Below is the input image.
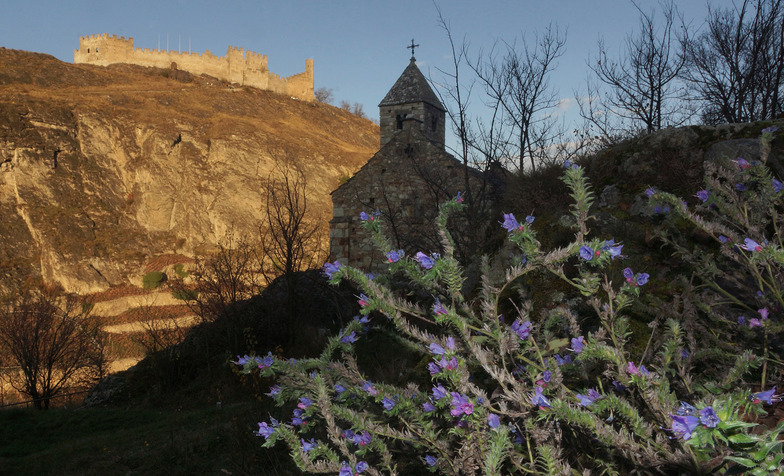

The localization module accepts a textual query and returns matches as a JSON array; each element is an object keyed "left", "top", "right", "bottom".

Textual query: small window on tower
[
  {"left": 431, "top": 116, "right": 437, "bottom": 132},
  {"left": 396, "top": 114, "right": 404, "bottom": 130}
]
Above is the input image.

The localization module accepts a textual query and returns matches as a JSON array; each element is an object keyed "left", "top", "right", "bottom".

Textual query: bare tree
[
  {"left": 351, "top": 102, "right": 366, "bottom": 118},
  {"left": 260, "top": 161, "right": 325, "bottom": 282},
  {"left": 0, "top": 287, "right": 105, "bottom": 409},
  {"left": 469, "top": 24, "right": 567, "bottom": 171},
  {"left": 178, "top": 232, "right": 260, "bottom": 324},
  {"left": 314, "top": 87, "right": 334, "bottom": 104},
  {"left": 682, "top": 0, "right": 784, "bottom": 124},
  {"left": 581, "top": 1, "right": 687, "bottom": 141}
]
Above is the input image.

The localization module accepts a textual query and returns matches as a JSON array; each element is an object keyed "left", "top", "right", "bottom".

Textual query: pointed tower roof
[{"left": 378, "top": 58, "right": 445, "bottom": 111}]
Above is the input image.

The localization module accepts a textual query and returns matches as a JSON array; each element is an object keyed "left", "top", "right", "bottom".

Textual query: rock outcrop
[{"left": 0, "top": 48, "right": 378, "bottom": 294}]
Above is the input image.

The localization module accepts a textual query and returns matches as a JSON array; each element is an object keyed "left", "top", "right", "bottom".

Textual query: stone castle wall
[{"left": 74, "top": 34, "right": 314, "bottom": 101}]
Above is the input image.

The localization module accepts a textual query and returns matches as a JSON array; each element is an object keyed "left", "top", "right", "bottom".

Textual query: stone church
[{"left": 329, "top": 53, "right": 488, "bottom": 271}]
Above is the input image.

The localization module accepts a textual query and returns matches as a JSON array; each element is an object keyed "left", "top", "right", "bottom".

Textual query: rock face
[{"left": 0, "top": 48, "right": 378, "bottom": 294}]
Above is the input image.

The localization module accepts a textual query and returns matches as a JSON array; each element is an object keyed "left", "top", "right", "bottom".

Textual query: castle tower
[{"left": 378, "top": 54, "right": 445, "bottom": 149}]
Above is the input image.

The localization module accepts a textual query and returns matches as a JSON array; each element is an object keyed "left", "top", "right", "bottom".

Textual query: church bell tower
[{"left": 378, "top": 40, "right": 446, "bottom": 149}]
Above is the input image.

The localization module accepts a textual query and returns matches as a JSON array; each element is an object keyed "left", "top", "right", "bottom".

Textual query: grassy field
[{"left": 0, "top": 401, "right": 298, "bottom": 476}]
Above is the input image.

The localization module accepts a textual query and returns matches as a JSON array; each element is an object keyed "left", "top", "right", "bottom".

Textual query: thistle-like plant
[
  {"left": 236, "top": 162, "right": 782, "bottom": 475},
  {"left": 646, "top": 126, "right": 784, "bottom": 392}
]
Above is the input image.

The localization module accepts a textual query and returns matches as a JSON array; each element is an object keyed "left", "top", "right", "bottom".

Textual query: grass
[{"left": 0, "top": 401, "right": 298, "bottom": 476}]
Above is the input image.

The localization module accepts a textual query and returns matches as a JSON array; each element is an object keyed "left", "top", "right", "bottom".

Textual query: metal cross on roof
[{"left": 407, "top": 38, "right": 419, "bottom": 59}]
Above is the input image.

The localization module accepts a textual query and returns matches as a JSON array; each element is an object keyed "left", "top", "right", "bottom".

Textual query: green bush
[
  {"left": 174, "top": 263, "right": 189, "bottom": 278},
  {"left": 142, "top": 271, "right": 167, "bottom": 290},
  {"left": 236, "top": 143, "right": 783, "bottom": 474},
  {"left": 172, "top": 289, "right": 198, "bottom": 301}
]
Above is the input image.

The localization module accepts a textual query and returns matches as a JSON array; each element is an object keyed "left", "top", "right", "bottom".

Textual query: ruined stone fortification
[{"left": 74, "top": 33, "right": 314, "bottom": 101}]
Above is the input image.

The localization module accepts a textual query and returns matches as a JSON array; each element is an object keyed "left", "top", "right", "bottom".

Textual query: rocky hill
[{"left": 0, "top": 47, "right": 379, "bottom": 295}]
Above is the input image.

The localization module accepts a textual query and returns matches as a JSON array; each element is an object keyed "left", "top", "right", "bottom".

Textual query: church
[{"left": 329, "top": 48, "right": 488, "bottom": 271}]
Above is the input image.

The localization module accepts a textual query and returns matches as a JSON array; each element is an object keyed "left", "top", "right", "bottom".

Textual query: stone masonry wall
[
  {"left": 74, "top": 34, "right": 314, "bottom": 101},
  {"left": 330, "top": 127, "right": 483, "bottom": 272}
]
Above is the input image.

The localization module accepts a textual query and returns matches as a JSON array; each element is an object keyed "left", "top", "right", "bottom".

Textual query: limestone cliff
[{"left": 0, "top": 48, "right": 378, "bottom": 294}]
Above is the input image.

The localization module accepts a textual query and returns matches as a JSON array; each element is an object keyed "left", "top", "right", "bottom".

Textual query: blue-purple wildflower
[
  {"left": 450, "top": 392, "right": 474, "bottom": 416},
  {"left": 511, "top": 319, "right": 531, "bottom": 340},
  {"left": 571, "top": 336, "right": 585, "bottom": 353},
  {"left": 488, "top": 413, "right": 500, "bottom": 428},
  {"left": 696, "top": 189, "right": 710, "bottom": 203},
  {"left": 256, "top": 421, "right": 275, "bottom": 439},
  {"left": 699, "top": 407, "right": 720, "bottom": 428},
  {"left": 386, "top": 249, "right": 404, "bottom": 263},
  {"left": 531, "top": 386, "right": 551, "bottom": 409},
  {"left": 322, "top": 261, "right": 342, "bottom": 279},
  {"left": 668, "top": 414, "right": 699, "bottom": 440},
  {"left": 415, "top": 252, "right": 435, "bottom": 269},
  {"left": 576, "top": 388, "right": 603, "bottom": 406}
]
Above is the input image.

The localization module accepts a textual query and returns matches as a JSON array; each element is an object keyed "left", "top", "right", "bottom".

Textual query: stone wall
[
  {"left": 74, "top": 34, "right": 314, "bottom": 101},
  {"left": 330, "top": 126, "right": 485, "bottom": 271}
]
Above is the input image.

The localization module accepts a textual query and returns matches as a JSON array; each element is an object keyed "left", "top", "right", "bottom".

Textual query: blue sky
[{"left": 1, "top": 1, "right": 733, "bottom": 131}]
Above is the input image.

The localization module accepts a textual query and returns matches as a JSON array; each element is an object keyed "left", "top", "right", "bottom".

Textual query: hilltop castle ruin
[{"left": 74, "top": 33, "right": 314, "bottom": 101}]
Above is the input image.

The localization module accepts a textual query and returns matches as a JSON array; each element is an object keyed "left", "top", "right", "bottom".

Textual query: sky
[{"left": 0, "top": 0, "right": 736, "bottom": 141}]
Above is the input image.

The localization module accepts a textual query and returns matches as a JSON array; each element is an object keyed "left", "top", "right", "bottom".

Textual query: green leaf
[
  {"left": 545, "top": 338, "right": 569, "bottom": 352},
  {"left": 728, "top": 433, "right": 758, "bottom": 445},
  {"left": 719, "top": 420, "right": 758, "bottom": 432},
  {"left": 723, "top": 455, "right": 756, "bottom": 468},
  {"left": 751, "top": 441, "right": 782, "bottom": 462}
]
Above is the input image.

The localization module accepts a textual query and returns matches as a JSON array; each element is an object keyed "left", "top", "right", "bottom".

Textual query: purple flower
[
  {"left": 428, "top": 362, "right": 442, "bottom": 375},
  {"left": 576, "top": 388, "right": 603, "bottom": 406},
  {"left": 511, "top": 319, "right": 531, "bottom": 340},
  {"left": 645, "top": 187, "right": 657, "bottom": 197},
  {"left": 362, "top": 380, "right": 378, "bottom": 396},
  {"left": 749, "top": 318, "right": 763, "bottom": 328},
  {"left": 432, "top": 384, "right": 448, "bottom": 400},
  {"left": 736, "top": 157, "right": 751, "bottom": 170},
  {"left": 386, "top": 249, "right": 404, "bottom": 263},
  {"left": 668, "top": 414, "right": 700, "bottom": 440},
  {"left": 433, "top": 299, "right": 448, "bottom": 316},
  {"left": 743, "top": 238, "right": 762, "bottom": 252},
  {"left": 259, "top": 352, "right": 274, "bottom": 369},
  {"left": 415, "top": 252, "right": 435, "bottom": 269},
  {"left": 736, "top": 183, "right": 747, "bottom": 191},
  {"left": 234, "top": 354, "right": 251, "bottom": 366},
  {"left": 382, "top": 396, "right": 396, "bottom": 411},
  {"left": 627, "top": 361, "right": 640, "bottom": 375},
  {"left": 301, "top": 438, "right": 317, "bottom": 452},
  {"left": 488, "top": 413, "right": 500, "bottom": 428},
  {"left": 256, "top": 421, "right": 275, "bottom": 439},
  {"left": 773, "top": 178, "right": 783, "bottom": 193},
  {"left": 450, "top": 392, "right": 474, "bottom": 416},
  {"left": 531, "top": 386, "right": 551, "bottom": 409},
  {"left": 359, "top": 211, "right": 371, "bottom": 221},
  {"left": 340, "top": 331, "right": 357, "bottom": 344},
  {"left": 759, "top": 308, "right": 770, "bottom": 320},
  {"left": 323, "top": 261, "right": 342, "bottom": 279},
  {"left": 297, "top": 397, "right": 312, "bottom": 409},
  {"left": 338, "top": 462, "right": 352, "bottom": 476},
  {"left": 358, "top": 293, "right": 370, "bottom": 307},
  {"left": 762, "top": 125, "right": 779, "bottom": 134},
  {"left": 265, "top": 385, "right": 281, "bottom": 397},
  {"left": 579, "top": 245, "right": 594, "bottom": 261},
  {"left": 350, "top": 430, "right": 372, "bottom": 446},
  {"left": 640, "top": 364, "right": 650, "bottom": 376},
  {"left": 455, "top": 191, "right": 464, "bottom": 203},
  {"left": 623, "top": 268, "right": 648, "bottom": 286},
  {"left": 612, "top": 380, "right": 626, "bottom": 392},
  {"left": 571, "top": 336, "right": 585, "bottom": 353},
  {"left": 425, "top": 455, "right": 438, "bottom": 466},
  {"left": 554, "top": 354, "right": 572, "bottom": 366},
  {"left": 752, "top": 386, "right": 781, "bottom": 404},
  {"left": 291, "top": 408, "right": 305, "bottom": 426},
  {"left": 738, "top": 315, "right": 746, "bottom": 325},
  {"left": 445, "top": 336, "right": 455, "bottom": 350},
  {"left": 718, "top": 235, "right": 730, "bottom": 244},
  {"left": 501, "top": 213, "right": 521, "bottom": 232},
  {"left": 422, "top": 401, "right": 435, "bottom": 412},
  {"left": 542, "top": 370, "right": 552, "bottom": 383},
  {"left": 696, "top": 190, "right": 710, "bottom": 203},
  {"left": 699, "top": 407, "right": 720, "bottom": 428},
  {"left": 355, "top": 461, "right": 368, "bottom": 473},
  {"left": 334, "top": 383, "right": 346, "bottom": 395},
  {"left": 602, "top": 239, "right": 623, "bottom": 259},
  {"left": 439, "top": 356, "right": 459, "bottom": 371},
  {"left": 430, "top": 342, "right": 446, "bottom": 355}
]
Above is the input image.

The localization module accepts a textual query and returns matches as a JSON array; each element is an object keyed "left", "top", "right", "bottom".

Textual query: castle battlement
[{"left": 73, "top": 33, "right": 314, "bottom": 101}]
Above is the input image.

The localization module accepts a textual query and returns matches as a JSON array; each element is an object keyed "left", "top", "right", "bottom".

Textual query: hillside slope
[{"left": 0, "top": 48, "right": 379, "bottom": 294}]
